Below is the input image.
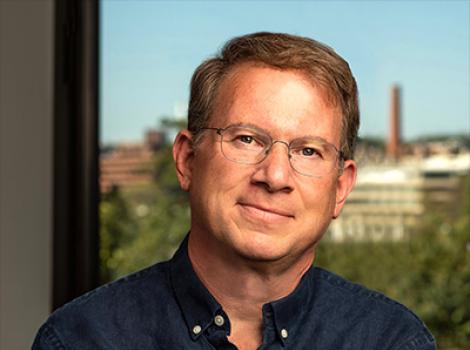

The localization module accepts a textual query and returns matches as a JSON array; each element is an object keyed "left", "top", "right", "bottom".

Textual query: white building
[{"left": 329, "top": 153, "right": 470, "bottom": 241}]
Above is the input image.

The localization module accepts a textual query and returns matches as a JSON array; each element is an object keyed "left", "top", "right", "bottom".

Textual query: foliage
[
  {"left": 316, "top": 174, "right": 470, "bottom": 349},
  {"left": 357, "top": 136, "right": 385, "bottom": 149},
  {"left": 160, "top": 116, "right": 187, "bottom": 130},
  {"left": 99, "top": 186, "right": 137, "bottom": 282},
  {"left": 99, "top": 146, "right": 189, "bottom": 282},
  {"left": 411, "top": 133, "right": 470, "bottom": 147}
]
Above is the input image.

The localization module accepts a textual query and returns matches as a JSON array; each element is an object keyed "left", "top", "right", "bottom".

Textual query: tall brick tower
[{"left": 387, "top": 84, "right": 401, "bottom": 161}]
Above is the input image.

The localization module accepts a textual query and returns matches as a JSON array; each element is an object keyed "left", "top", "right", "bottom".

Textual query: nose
[{"left": 251, "top": 141, "right": 293, "bottom": 193}]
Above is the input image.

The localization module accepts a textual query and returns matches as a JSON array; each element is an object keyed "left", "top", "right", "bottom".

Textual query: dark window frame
[{"left": 53, "top": 0, "right": 100, "bottom": 310}]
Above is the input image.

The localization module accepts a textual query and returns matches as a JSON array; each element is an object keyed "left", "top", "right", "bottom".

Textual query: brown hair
[{"left": 188, "top": 32, "right": 359, "bottom": 160}]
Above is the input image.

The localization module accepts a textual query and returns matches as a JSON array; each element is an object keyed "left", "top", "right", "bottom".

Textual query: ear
[
  {"left": 172, "top": 129, "right": 194, "bottom": 192},
  {"left": 333, "top": 159, "right": 357, "bottom": 218}
]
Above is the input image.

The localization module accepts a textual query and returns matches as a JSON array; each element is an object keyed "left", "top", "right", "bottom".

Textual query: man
[{"left": 33, "top": 32, "right": 436, "bottom": 349}]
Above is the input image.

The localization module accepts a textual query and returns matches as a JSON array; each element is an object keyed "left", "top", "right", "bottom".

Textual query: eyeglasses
[{"left": 200, "top": 124, "right": 344, "bottom": 178}]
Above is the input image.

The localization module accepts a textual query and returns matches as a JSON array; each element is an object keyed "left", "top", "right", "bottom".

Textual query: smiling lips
[{"left": 238, "top": 202, "right": 294, "bottom": 224}]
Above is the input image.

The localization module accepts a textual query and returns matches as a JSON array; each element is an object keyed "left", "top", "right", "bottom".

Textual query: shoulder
[
  {"left": 33, "top": 261, "right": 174, "bottom": 349},
  {"left": 55, "top": 260, "right": 172, "bottom": 318},
  {"left": 309, "top": 267, "right": 436, "bottom": 349},
  {"left": 311, "top": 266, "right": 421, "bottom": 320}
]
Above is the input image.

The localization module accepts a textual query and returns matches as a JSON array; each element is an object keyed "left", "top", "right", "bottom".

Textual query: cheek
[
  {"left": 190, "top": 153, "right": 245, "bottom": 206},
  {"left": 300, "top": 178, "right": 337, "bottom": 216}
]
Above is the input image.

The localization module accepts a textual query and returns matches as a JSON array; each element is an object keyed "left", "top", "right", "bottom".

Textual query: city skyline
[{"left": 101, "top": 0, "right": 469, "bottom": 144}]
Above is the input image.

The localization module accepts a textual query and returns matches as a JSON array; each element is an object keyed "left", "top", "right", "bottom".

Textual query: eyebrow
[
  {"left": 226, "top": 122, "right": 334, "bottom": 145},
  {"left": 226, "top": 122, "right": 263, "bottom": 131}
]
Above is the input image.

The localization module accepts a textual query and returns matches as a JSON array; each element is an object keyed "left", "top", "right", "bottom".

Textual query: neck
[{"left": 187, "top": 231, "right": 314, "bottom": 349}]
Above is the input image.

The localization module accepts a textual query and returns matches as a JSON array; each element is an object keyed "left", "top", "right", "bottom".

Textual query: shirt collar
[
  {"left": 268, "top": 266, "right": 314, "bottom": 346},
  {"left": 170, "top": 233, "right": 314, "bottom": 345},
  {"left": 170, "top": 234, "right": 226, "bottom": 341}
]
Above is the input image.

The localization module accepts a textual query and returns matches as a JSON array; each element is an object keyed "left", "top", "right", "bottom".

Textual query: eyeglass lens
[{"left": 218, "top": 126, "right": 339, "bottom": 177}]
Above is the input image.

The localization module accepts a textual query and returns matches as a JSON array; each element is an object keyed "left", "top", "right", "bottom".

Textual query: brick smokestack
[{"left": 387, "top": 84, "right": 401, "bottom": 161}]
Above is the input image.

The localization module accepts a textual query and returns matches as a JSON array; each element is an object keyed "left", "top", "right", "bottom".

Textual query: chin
[
  {"left": 236, "top": 249, "right": 287, "bottom": 263},
  {"left": 231, "top": 232, "right": 293, "bottom": 263}
]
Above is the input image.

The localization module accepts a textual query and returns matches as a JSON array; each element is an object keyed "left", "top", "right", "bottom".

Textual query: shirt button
[
  {"left": 280, "top": 328, "right": 288, "bottom": 339},
  {"left": 214, "top": 315, "right": 225, "bottom": 327},
  {"left": 192, "top": 325, "right": 202, "bottom": 335}
]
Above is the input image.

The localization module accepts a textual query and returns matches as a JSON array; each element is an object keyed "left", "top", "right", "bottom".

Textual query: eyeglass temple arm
[{"left": 200, "top": 127, "right": 224, "bottom": 135}]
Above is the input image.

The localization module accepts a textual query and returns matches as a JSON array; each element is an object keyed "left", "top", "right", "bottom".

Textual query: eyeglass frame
[{"left": 195, "top": 124, "right": 345, "bottom": 178}]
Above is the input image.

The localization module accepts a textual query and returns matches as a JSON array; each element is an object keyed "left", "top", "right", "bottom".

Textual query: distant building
[
  {"left": 100, "top": 129, "right": 167, "bottom": 193},
  {"left": 328, "top": 83, "right": 470, "bottom": 241},
  {"left": 330, "top": 153, "right": 470, "bottom": 241}
]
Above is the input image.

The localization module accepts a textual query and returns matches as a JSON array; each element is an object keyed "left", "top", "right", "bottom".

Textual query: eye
[
  {"left": 224, "top": 127, "right": 267, "bottom": 150},
  {"left": 238, "top": 135, "right": 254, "bottom": 144},
  {"left": 291, "top": 144, "right": 325, "bottom": 159},
  {"left": 300, "top": 147, "right": 323, "bottom": 159},
  {"left": 301, "top": 147, "right": 318, "bottom": 156}
]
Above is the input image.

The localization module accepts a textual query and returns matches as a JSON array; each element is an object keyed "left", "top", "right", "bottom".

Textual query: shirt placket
[{"left": 204, "top": 311, "right": 238, "bottom": 350}]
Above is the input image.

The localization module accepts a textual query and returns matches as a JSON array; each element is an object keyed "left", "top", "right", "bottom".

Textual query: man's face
[{"left": 174, "top": 63, "right": 356, "bottom": 265}]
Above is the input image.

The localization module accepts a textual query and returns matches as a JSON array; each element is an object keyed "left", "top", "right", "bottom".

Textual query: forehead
[{"left": 210, "top": 63, "right": 342, "bottom": 143}]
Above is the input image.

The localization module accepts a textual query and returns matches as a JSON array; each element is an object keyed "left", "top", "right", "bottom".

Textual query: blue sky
[{"left": 100, "top": 0, "right": 469, "bottom": 144}]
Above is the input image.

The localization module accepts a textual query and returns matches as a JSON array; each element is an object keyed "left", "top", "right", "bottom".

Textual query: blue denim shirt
[{"left": 33, "top": 236, "right": 436, "bottom": 349}]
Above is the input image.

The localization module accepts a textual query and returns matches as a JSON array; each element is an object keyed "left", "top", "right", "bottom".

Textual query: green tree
[
  {"left": 99, "top": 186, "right": 138, "bottom": 282},
  {"left": 99, "top": 145, "right": 190, "bottom": 280},
  {"left": 316, "top": 174, "right": 470, "bottom": 349},
  {"left": 405, "top": 175, "right": 470, "bottom": 348}
]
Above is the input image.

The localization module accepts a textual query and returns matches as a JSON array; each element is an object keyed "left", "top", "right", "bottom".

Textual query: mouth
[{"left": 237, "top": 202, "right": 295, "bottom": 224}]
